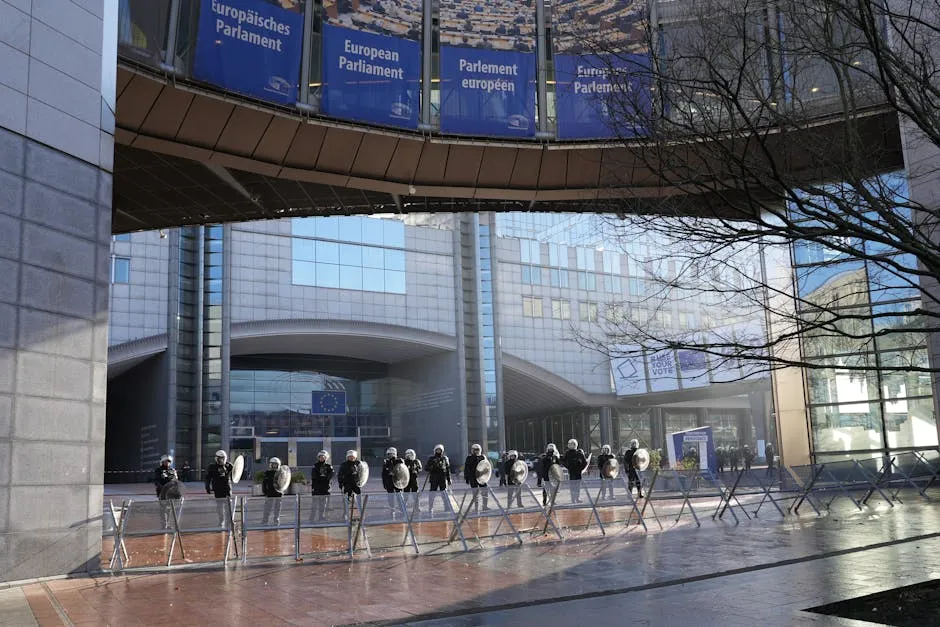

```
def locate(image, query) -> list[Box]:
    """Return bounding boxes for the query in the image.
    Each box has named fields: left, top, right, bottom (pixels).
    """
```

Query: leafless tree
left=565, top=0, right=940, bottom=383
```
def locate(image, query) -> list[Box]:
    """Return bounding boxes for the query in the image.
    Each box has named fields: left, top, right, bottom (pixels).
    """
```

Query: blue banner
left=554, top=53, right=650, bottom=140
left=311, top=390, right=346, bottom=416
left=193, top=0, right=304, bottom=106
left=439, top=46, right=536, bottom=138
left=321, top=23, right=420, bottom=130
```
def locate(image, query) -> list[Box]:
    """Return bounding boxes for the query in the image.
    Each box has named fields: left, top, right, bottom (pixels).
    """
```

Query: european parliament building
left=1, top=0, right=939, bottom=583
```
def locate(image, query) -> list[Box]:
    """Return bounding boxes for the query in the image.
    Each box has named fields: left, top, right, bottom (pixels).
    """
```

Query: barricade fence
left=101, top=451, right=940, bottom=572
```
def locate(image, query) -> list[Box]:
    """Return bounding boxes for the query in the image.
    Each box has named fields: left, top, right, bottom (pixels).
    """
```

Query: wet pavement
left=3, top=492, right=940, bottom=625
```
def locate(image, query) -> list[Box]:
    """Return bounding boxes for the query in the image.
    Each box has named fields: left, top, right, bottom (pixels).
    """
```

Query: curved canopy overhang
left=113, top=64, right=904, bottom=233
left=107, top=334, right=168, bottom=380
left=230, top=319, right=456, bottom=364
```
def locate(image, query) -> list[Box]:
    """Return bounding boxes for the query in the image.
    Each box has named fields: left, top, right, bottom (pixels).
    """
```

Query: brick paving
left=3, top=491, right=939, bottom=625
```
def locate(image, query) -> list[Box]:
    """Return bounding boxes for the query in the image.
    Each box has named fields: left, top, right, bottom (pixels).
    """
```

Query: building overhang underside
left=113, top=65, right=904, bottom=233
left=107, top=327, right=771, bottom=417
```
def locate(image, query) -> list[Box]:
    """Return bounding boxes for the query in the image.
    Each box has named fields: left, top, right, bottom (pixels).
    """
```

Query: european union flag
left=311, top=390, right=346, bottom=415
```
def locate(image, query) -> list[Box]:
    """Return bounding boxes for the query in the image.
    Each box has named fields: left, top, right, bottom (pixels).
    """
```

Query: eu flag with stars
left=311, top=390, right=346, bottom=415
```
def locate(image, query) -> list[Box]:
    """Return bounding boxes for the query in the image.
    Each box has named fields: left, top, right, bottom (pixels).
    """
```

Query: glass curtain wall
left=792, top=173, right=939, bottom=461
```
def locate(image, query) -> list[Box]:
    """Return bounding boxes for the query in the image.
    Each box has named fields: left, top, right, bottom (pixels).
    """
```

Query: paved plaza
left=1, top=492, right=938, bottom=625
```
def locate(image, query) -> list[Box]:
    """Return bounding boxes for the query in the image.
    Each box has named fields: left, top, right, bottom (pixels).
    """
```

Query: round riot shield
left=357, top=461, right=370, bottom=488
left=509, top=459, right=528, bottom=484
left=548, top=463, right=565, bottom=483
left=634, top=448, right=651, bottom=471
left=476, top=458, right=493, bottom=485
left=159, top=479, right=184, bottom=500
left=275, top=464, right=292, bottom=493
left=602, top=458, right=620, bottom=479
left=230, top=454, right=245, bottom=484
left=392, top=462, right=410, bottom=490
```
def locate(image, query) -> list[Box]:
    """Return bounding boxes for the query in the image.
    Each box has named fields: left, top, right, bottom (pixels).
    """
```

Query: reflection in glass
left=811, top=404, right=884, bottom=452
left=885, top=397, right=938, bottom=448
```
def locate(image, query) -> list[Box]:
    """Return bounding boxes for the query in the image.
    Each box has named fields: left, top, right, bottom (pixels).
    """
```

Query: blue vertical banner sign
left=193, top=0, right=304, bottom=106
left=320, top=0, right=422, bottom=129
left=438, top=0, right=536, bottom=138
left=551, top=0, right=650, bottom=140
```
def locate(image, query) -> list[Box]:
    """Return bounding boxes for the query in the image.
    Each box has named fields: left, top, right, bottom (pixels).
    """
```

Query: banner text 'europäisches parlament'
left=211, top=0, right=292, bottom=52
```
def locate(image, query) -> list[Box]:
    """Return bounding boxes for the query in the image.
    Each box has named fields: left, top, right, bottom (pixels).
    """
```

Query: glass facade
left=793, top=173, right=939, bottom=460
left=478, top=218, right=501, bottom=453
left=497, top=212, right=776, bottom=463
left=291, top=216, right=407, bottom=294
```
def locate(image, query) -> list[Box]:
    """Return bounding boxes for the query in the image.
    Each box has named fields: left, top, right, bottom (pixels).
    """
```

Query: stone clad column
left=0, top=0, right=114, bottom=581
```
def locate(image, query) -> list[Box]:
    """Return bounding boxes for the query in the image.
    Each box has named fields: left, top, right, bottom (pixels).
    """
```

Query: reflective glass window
left=337, top=216, right=362, bottom=243
left=385, top=270, right=406, bottom=293
left=384, top=248, right=406, bottom=271
left=522, top=296, right=543, bottom=317
left=580, top=301, right=598, bottom=322
left=339, top=243, right=362, bottom=266
left=316, top=218, right=339, bottom=240
left=811, top=403, right=884, bottom=453
left=796, top=260, right=868, bottom=306
left=112, top=257, right=130, bottom=283
left=885, top=397, right=938, bottom=449
left=361, top=218, right=384, bottom=245
left=551, top=299, right=571, bottom=320
left=113, top=233, right=131, bottom=242
left=361, top=245, right=384, bottom=269
left=362, top=267, right=385, bottom=291
left=317, top=263, right=340, bottom=288
left=316, top=240, right=339, bottom=264
left=383, top=219, right=405, bottom=247
left=340, top=265, right=363, bottom=290
left=292, top=218, right=317, bottom=238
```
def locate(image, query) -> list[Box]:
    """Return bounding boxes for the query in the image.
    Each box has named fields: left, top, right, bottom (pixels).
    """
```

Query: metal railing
left=101, top=451, right=940, bottom=573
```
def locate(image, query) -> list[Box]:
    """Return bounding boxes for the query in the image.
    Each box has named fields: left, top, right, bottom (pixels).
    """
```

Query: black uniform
left=562, top=448, right=588, bottom=503
left=464, top=454, right=488, bottom=488
left=717, top=448, right=726, bottom=474
left=743, top=446, right=754, bottom=472
left=154, top=465, right=176, bottom=499
left=597, top=453, right=615, bottom=500
left=765, top=443, right=775, bottom=476
left=623, top=446, right=643, bottom=497
left=338, top=459, right=364, bottom=497
left=205, top=461, right=234, bottom=527
left=562, top=448, right=587, bottom=480
left=310, top=460, right=334, bottom=521
left=382, top=456, right=406, bottom=493
left=729, top=446, right=740, bottom=472
left=503, top=456, right=524, bottom=507
left=403, top=458, right=422, bottom=492
left=538, top=451, right=561, bottom=505
left=261, top=468, right=284, bottom=525
left=311, top=460, right=334, bottom=496
left=205, top=462, right=233, bottom=498
left=426, top=452, right=451, bottom=512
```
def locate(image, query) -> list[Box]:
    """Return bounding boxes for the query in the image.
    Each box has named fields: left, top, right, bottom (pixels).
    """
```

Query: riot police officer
left=503, top=450, right=524, bottom=508
left=381, top=447, right=406, bottom=516
left=310, top=450, right=333, bottom=522
left=403, top=449, right=423, bottom=513
left=338, top=450, right=364, bottom=500
left=154, top=454, right=179, bottom=529
left=205, top=450, right=234, bottom=528
left=426, top=444, right=451, bottom=514
left=261, top=457, right=284, bottom=526
left=597, top=444, right=615, bottom=500
left=623, top=439, right=643, bottom=498
left=562, top=439, right=588, bottom=503
left=464, top=443, right=489, bottom=512
left=538, top=443, right=561, bottom=506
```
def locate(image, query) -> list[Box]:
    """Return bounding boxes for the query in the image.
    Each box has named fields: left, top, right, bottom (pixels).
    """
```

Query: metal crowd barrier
left=101, top=451, right=940, bottom=573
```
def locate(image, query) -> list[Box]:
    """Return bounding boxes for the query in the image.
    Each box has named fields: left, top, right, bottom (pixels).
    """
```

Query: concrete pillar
left=0, top=0, right=114, bottom=581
